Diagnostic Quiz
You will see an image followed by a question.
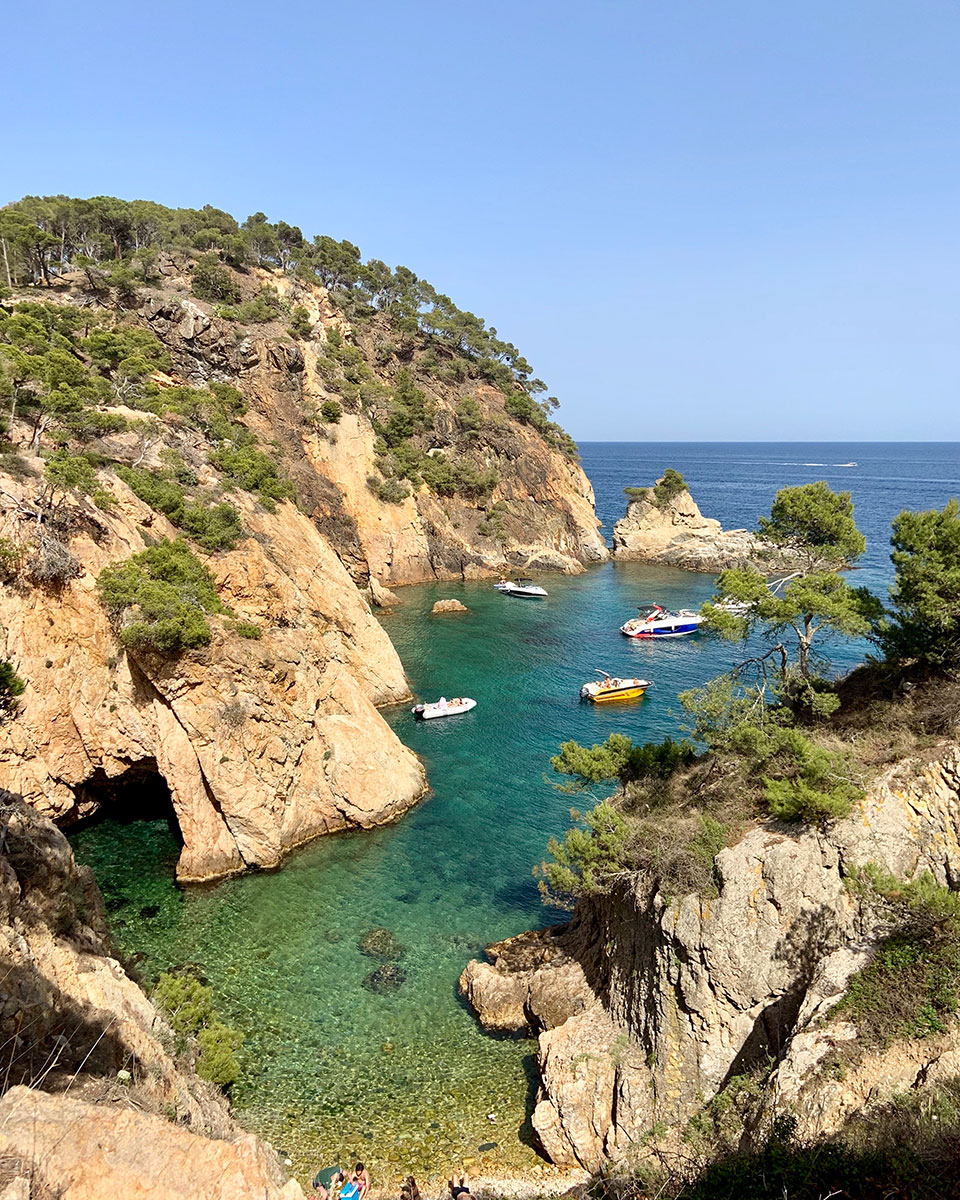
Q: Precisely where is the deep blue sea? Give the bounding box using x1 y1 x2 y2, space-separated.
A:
69 443 960 1183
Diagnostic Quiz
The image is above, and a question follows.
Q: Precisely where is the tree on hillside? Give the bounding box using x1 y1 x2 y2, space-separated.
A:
877 498 960 669
704 483 881 693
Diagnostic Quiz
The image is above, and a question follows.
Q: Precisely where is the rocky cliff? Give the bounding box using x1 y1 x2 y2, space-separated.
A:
0 461 426 883
612 481 793 572
0 795 304 1198
461 744 960 1172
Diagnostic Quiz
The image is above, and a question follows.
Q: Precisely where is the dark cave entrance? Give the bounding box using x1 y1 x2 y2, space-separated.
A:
71 759 183 847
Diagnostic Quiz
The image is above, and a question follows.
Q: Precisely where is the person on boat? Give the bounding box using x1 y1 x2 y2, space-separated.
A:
354 1163 371 1200
438 696 448 709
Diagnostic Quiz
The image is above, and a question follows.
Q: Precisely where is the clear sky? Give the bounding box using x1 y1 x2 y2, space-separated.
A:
6 0 959 440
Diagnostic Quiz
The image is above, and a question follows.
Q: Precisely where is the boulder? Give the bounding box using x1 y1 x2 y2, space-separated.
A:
431 599 469 614
0 1087 304 1200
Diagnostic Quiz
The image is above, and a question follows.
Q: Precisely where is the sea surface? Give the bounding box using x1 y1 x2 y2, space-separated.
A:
70 443 960 1184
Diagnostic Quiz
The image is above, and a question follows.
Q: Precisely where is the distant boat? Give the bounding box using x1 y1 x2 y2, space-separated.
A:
620 604 703 639
494 577 548 598
580 670 652 703
412 697 477 720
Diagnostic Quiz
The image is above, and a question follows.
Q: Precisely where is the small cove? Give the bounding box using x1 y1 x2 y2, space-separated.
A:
69 442 960 1185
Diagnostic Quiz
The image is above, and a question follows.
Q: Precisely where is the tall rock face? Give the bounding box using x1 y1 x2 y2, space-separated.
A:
0 472 426 883
461 745 960 1170
612 483 793 572
0 796 304 1198
136 279 607 588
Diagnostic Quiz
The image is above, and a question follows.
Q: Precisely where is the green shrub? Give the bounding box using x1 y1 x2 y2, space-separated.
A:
455 396 483 431
287 305 313 339
191 255 240 304
419 452 457 496
624 485 649 498
834 870 960 1048
653 468 687 508
234 621 262 639
196 1022 243 1087
192 256 239 304
153 971 214 1037
0 536 26 581
116 466 243 552
0 659 26 718
551 734 695 786
96 539 228 654
538 802 630 908
320 399 342 424
44 450 97 498
367 475 409 504
209 443 294 508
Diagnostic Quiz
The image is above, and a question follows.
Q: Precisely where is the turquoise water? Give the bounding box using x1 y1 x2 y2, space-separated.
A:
70 442 960 1184
71 561 737 1182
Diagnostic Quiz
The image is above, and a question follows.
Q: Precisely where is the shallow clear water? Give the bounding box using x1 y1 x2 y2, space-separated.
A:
70 442 960 1186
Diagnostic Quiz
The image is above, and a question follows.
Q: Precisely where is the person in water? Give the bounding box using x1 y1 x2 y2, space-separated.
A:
399 1177 420 1200
448 1173 471 1199
354 1163 371 1200
313 1169 344 1200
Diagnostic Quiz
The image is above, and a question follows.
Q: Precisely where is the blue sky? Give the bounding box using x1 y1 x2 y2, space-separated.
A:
6 0 959 440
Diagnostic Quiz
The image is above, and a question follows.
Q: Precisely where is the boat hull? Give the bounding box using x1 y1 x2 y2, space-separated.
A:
588 685 648 702
621 623 700 638
412 698 477 720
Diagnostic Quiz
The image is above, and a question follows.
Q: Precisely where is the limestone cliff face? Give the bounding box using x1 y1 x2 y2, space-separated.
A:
462 745 960 1170
0 464 425 883
139 276 608 587
0 796 304 1198
612 484 794 573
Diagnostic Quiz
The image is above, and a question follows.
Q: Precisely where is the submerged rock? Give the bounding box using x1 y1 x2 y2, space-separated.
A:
362 963 407 994
358 926 407 961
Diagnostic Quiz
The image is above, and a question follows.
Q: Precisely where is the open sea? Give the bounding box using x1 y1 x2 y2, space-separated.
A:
70 443 960 1185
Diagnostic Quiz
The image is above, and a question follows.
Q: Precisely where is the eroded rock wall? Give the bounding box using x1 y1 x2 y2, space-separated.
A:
0 472 425 883
462 746 960 1169
0 797 304 1198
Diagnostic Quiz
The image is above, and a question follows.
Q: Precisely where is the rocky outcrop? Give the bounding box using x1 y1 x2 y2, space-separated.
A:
0 1089 304 1200
0 798 304 1198
140 278 608 587
431 599 469 614
612 483 795 573
462 746 960 1170
0 469 426 883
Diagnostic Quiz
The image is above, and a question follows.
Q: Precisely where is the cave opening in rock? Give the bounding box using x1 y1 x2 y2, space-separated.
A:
73 760 183 847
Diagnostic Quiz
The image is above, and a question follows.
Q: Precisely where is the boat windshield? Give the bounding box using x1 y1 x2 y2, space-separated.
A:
636 604 662 619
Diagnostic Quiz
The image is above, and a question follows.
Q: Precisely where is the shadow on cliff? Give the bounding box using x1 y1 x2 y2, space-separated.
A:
0 959 137 1098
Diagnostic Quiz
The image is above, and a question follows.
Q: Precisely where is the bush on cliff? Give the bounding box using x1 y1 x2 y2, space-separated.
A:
97 538 228 654
116 466 243 552
153 969 244 1089
653 467 687 508
0 659 25 719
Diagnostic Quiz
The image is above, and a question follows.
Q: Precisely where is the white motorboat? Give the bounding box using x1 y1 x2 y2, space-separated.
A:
412 697 477 720
494 577 548 598
620 604 703 639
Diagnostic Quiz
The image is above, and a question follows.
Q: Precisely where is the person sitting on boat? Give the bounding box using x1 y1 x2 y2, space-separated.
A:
437 696 448 709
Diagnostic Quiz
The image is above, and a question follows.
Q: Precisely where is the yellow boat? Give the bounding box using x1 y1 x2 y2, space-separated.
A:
579 670 652 703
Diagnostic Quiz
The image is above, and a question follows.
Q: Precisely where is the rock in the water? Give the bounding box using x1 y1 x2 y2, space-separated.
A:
369 577 402 608
362 962 407 994
612 479 797 572
358 926 407 960
431 599 469 614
